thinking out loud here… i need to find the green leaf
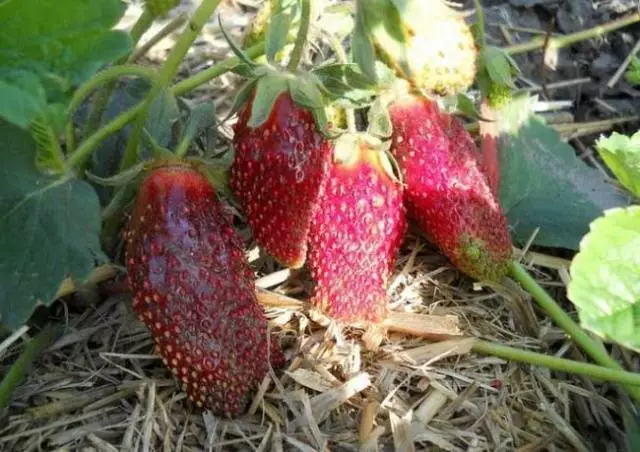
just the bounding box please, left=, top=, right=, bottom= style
left=225, top=78, right=258, bottom=122
left=623, top=403, right=640, bottom=452
left=247, top=75, right=288, bottom=129
left=312, top=63, right=376, bottom=104
left=595, top=131, right=640, bottom=198
left=175, top=101, right=216, bottom=157
left=266, top=0, right=297, bottom=63
left=0, top=120, right=107, bottom=330
left=351, top=0, right=378, bottom=82
left=0, top=70, right=47, bottom=129
left=144, top=88, right=179, bottom=151
left=0, top=0, right=131, bottom=85
left=479, top=46, right=516, bottom=88
left=567, top=206, right=640, bottom=352
left=498, top=114, right=630, bottom=250
left=625, top=57, right=640, bottom=86
left=30, top=114, right=65, bottom=175
left=367, top=97, right=393, bottom=138
left=289, top=76, right=325, bottom=111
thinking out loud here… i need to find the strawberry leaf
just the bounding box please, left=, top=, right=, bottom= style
left=498, top=113, right=630, bottom=250
left=479, top=46, right=517, bottom=88
left=595, top=131, right=640, bottom=198
left=247, top=75, right=288, bottom=128
left=0, top=120, right=107, bottom=330
left=352, top=0, right=378, bottom=82
left=143, top=87, right=179, bottom=151
left=0, top=0, right=131, bottom=129
left=312, top=63, right=376, bottom=104
left=567, top=206, right=640, bottom=352
left=625, top=57, right=640, bottom=86
left=266, top=0, right=297, bottom=63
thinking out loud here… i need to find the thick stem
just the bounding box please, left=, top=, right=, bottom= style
left=472, top=340, right=640, bottom=387
left=505, top=13, right=640, bottom=55
left=82, top=10, right=154, bottom=141
left=70, top=41, right=270, bottom=173
left=0, top=324, right=59, bottom=410
left=286, top=0, right=311, bottom=72
left=120, top=0, right=223, bottom=172
left=509, top=260, right=640, bottom=403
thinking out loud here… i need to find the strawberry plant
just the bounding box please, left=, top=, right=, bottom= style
left=2, top=0, right=640, bottom=436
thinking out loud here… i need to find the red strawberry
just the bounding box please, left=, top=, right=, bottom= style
left=307, top=136, right=407, bottom=323
left=388, top=95, right=512, bottom=281
left=230, top=92, right=332, bottom=268
left=125, top=163, right=284, bottom=417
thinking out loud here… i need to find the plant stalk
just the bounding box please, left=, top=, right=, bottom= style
left=472, top=340, right=640, bottom=387
left=509, top=260, right=640, bottom=403
left=81, top=10, right=154, bottom=141
left=119, top=0, right=223, bottom=172
left=0, top=324, right=60, bottom=410
left=286, top=0, right=311, bottom=72
left=505, top=13, right=640, bottom=55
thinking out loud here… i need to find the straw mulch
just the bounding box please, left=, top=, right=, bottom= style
left=1, top=1, right=637, bottom=451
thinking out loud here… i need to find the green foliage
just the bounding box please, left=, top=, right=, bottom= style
left=497, top=98, right=630, bottom=249
left=595, top=131, right=640, bottom=198
left=0, top=121, right=106, bottom=330
left=625, top=56, right=640, bottom=86
left=568, top=206, right=640, bottom=352
left=0, top=0, right=132, bottom=129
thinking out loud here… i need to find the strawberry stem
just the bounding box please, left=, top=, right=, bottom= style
left=65, top=65, right=158, bottom=168
left=508, top=260, right=640, bottom=403
left=120, top=0, right=224, bottom=172
left=472, top=340, right=640, bottom=387
left=505, top=12, right=640, bottom=56
left=81, top=10, right=155, bottom=144
left=69, top=41, right=271, bottom=172
left=286, top=0, right=311, bottom=72
left=0, top=324, right=60, bottom=411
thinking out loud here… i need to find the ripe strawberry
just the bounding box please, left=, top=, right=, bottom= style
left=307, top=136, right=407, bottom=323
left=230, top=92, right=332, bottom=269
left=361, top=0, right=477, bottom=96
left=125, top=163, right=284, bottom=417
left=388, top=95, right=512, bottom=281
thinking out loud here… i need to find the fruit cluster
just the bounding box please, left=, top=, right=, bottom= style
left=124, top=0, right=513, bottom=417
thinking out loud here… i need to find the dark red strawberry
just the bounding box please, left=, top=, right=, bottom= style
left=307, top=136, right=407, bottom=323
left=230, top=92, right=332, bottom=268
left=388, top=95, right=512, bottom=282
left=125, top=162, right=284, bottom=417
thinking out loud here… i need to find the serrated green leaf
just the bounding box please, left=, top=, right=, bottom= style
left=0, top=0, right=131, bottom=89
left=143, top=88, right=179, bottom=152
left=0, top=120, right=107, bottom=330
left=498, top=111, right=630, bottom=249
left=0, top=70, right=47, bottom=129
left=247, top=75, right=288, bottom=129
left=480, top=46, right=515, bottom=88
left=595, top=131, right=640, bottom=198
left=30, top=114, right=65, bottom=175
left=351, top=1, right=378, bottom=82
left=567, top=206, right=640, bottom=352
left=266, top=0, right=296, bottom=63
left=453, top=93, right=484, bottom=120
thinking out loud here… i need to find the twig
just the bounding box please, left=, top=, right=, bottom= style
left=607, top=38, right=640, bottom=89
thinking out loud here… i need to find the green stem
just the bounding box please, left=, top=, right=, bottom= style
left=120, top=0, right=223, bottom=172
left=70, top=41, right=269, bottom=172
left=81, top=10, right=154, bottom=142
left=286, top=0, right=311, bottom=72
left=472, top=0, right=486, bottom=48
left=509, top=260, right=640, bottom=403
left=66, top=65, right=158, bottom=159
left=472, top=340, right=640, bottom=387
left=505, top=13, right=640, bottom=55
left=130, top=13, right=188, bottom=62
left=0, top=324, right=60, bottom=411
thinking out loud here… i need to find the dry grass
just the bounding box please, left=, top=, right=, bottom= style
left=1, top=1, right=638, bottom=451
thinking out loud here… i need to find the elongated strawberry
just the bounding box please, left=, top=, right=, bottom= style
left=307, top=136, right=407, bottom=323
left=388, top=95, right=512, bottom=281
left=125, top=163, right=284, bottom=417
left=230, top=92, right=332, bottom=268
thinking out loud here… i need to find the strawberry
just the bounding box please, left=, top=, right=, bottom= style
left=358, top=0, right=477, bottom=96
left=230, top=91, right=332, bottom=269
left=307, top=136, right=407, bottom=323
left=388, top=95, right=512, bottom=281
left=125, top=163, right=284, bottom=417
